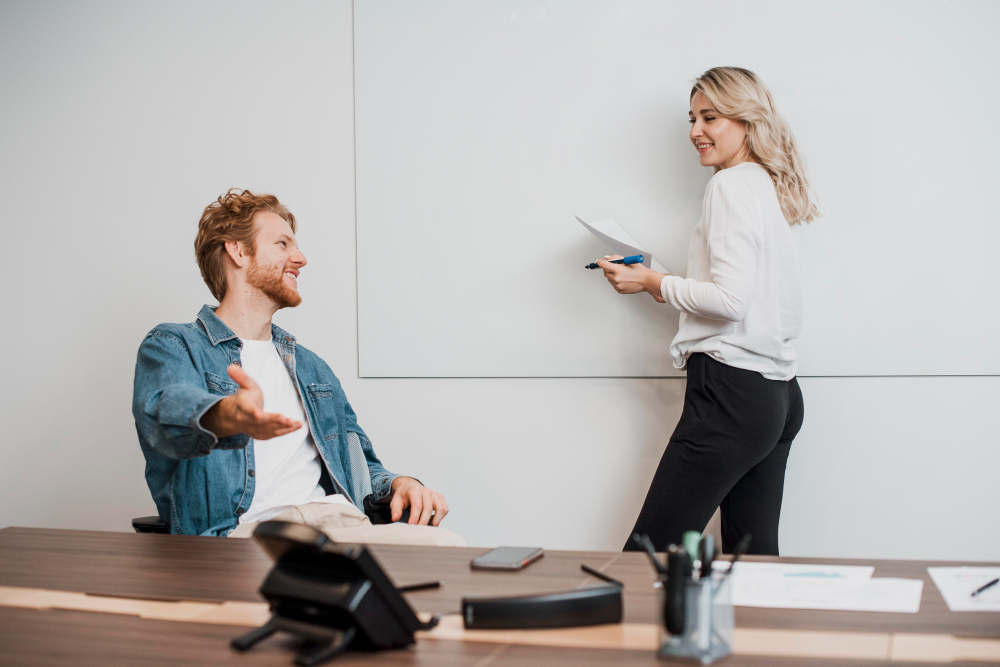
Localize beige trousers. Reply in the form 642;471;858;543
227;501;466;547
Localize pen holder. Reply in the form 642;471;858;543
658;573;733;664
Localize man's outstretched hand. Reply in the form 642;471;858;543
201;364;302;440
389;477;449;526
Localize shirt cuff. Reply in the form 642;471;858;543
372;472;400;503
191;395;248;454
660;274;679;304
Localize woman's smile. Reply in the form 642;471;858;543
689;90;748;169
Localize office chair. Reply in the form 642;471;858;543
131;515;170;533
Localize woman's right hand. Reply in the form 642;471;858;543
597;255;666;303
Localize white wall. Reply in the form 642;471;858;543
354;0;1000;378
1;0;997;561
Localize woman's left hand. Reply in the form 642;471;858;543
597;255;666;303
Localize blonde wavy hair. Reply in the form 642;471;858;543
692;67;818;224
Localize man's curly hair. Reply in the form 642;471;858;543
194;188;296;301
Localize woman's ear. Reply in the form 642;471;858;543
224;240;247;268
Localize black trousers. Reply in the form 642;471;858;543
624;354;804;555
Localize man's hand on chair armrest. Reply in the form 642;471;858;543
389;477;449;526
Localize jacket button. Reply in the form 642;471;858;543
236;508;244;515
248;470;255;477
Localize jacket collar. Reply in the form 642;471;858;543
270;321;296;346
197;305;297;347
196;305;239;347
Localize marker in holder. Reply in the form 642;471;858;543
658;572;733;664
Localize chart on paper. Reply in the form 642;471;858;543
712;561;922;613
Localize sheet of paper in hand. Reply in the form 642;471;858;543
575;215;668;273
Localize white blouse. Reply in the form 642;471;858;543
660;162;802;381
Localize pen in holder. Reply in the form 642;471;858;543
658;569;733;664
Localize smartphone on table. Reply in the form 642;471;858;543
470;546;544;570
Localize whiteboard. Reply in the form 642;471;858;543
355;0;1000;377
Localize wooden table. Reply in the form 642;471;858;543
0;527;997;666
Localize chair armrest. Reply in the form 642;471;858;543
362;494;410;525
132;515;169;534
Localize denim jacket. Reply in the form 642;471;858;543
132;305;397;536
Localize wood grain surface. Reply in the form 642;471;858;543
1;527;998;666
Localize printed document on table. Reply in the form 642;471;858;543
726;576;923;613
710;561;920;612
575;216;668;273
712;561;875;579
928;567;1000;612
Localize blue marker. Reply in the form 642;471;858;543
585;254;643;269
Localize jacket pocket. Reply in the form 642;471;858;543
305;383;340;440
306;383;336;399
205;371;238;396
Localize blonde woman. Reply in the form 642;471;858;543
600;67;817;555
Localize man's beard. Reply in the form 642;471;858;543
247;256;302;309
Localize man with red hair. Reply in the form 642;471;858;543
132;189;462;545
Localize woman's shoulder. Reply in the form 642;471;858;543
707;162;770;188
702;163;771;227
705;162;769;202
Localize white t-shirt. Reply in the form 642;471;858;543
238;337;353;524
660;162;802;380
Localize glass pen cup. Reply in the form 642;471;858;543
658;571;733;664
